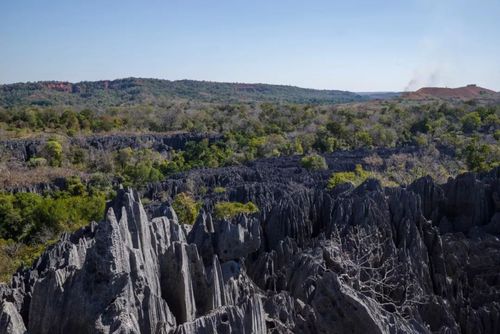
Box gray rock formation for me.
[0,188,267,334]
[0,132,221,163]
[0,302,26,334]
[1,161,499,333]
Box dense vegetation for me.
[0,78,365,108]
[1,100,497,183]
[0,178,106,281]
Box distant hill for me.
[356,92,402,100]
[0,78,368,108]
[403,84,499,101]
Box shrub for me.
[494,130,500,141]
[60,110,80,131]
[28,157,48,168]
[214,201,259,220]
[314,129,338,153]
[172,192,200,225]
[198,186,208,195]
[160,150,187,175]
[116,147,133,168]
[122,162,163,187]
[300,153,328,171]
[66,176,86,196]
[483,114,499,127]
[327,164,370,189]
[183,139,232,168]
[355,131,373,147]
[70,147,87,165]
[410,118,432,134]
[43,140,63,167]
[0,239,51,282]
[326,121,348,139]
[213,187,226,194]
[462,140,498,172]
[0,195,22,240]
[88,173,113,195]
[293,139,304,155]
[461,112,481,133]
[370,125,396,147]
[415,134,428,147]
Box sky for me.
[1,0,499,91]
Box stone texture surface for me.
[1,158,499,333]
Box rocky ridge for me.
[0,132,221,163]
[1,158,499,333]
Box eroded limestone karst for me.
[1,163,499,334]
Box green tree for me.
[461,112,482,133]
[314,129,338,153]
[172,193,200,225]
[66,176,86,196]
[300,153,328,171]
[0,195,22,240]
[410,117,432,134]
[355,131,373,147]
[116,147,133,169]
[44,140,63,167]
[326,121,348,139]
[462,140,494,172]
[60,110,80,133]
[494,130,500,141]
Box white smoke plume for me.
[404,0,465,91]
[405,65,444,92]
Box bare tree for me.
[330,225,426,319]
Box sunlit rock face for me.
[1,164,499,334]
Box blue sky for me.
[1,0,499,91]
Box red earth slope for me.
[404,84,499,100]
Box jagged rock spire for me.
[1,167,500,333]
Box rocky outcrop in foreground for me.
[1,161,499,333]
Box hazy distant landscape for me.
[0,78,371,107]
